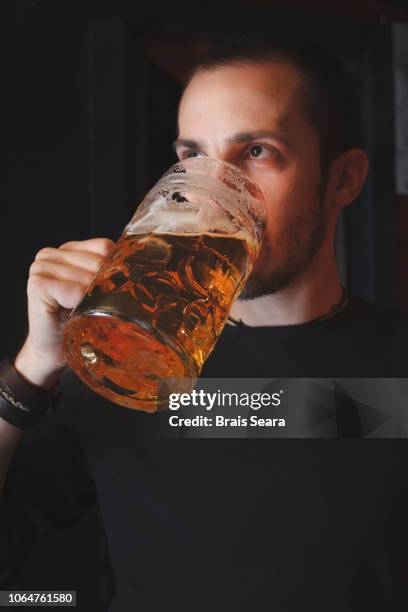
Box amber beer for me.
[62,230,253,411]
[62,157,266,412]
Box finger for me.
[58,238,115,256]
[29,260,97,286]
[34,249,107,274]
[27,275,88,312]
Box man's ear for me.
[331,148,369,209]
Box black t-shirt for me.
[2,296,408,611]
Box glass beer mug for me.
[62,158,266,412]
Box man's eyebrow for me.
[172,139,203,152]
[225,131,292,148]
[172,131,292,152]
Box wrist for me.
[0,358,62,431]
[14,343,67,391]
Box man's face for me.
[175,60,330,299]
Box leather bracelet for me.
[0,358,61,431]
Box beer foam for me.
[127,198,240,236]
[125,229,255,251]
[125,174,263,254]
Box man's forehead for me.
[178,61,303,136]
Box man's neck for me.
[229,258,344,327]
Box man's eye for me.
[246,144,278,160]
[180,150,204,159]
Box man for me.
[175,36,366,326]
[0,33,407,611]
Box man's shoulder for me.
[346,297,408,374]
[347,295,408,333]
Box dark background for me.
[3,0,408,609]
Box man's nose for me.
[206,149,242,170]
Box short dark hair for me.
[183,31,364,180]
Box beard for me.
[239,199,328,300]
